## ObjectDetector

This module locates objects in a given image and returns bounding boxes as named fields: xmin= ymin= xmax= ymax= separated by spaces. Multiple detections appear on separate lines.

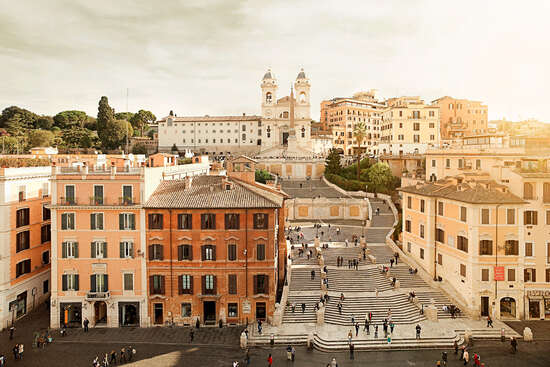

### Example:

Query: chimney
xmin=83 ymin=162 xmax=89 ymax=175
xmin=110 ymin=161 xmax=117 ymax=175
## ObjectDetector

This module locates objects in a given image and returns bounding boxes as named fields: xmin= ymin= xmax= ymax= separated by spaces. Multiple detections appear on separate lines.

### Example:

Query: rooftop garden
xmin=0 ymin=157 xmax=51 ymax=167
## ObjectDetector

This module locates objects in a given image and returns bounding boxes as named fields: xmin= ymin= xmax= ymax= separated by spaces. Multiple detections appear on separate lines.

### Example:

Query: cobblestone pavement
xmin=505 ymin=320 xmax=550 ymax=341
xmin=281 ymin=179 xmax=345 ymax=199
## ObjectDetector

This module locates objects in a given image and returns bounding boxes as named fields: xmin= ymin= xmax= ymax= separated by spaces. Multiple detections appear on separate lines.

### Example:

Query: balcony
xmin=59 ymin=197 xmax=77 ymax=206
xmin=90 ymin=196 xmax=104 ymax=206
xmin=85 ymin=291 xmax=110 ymax=301
xmin=119 ymin=196 xmax=134 ymax=206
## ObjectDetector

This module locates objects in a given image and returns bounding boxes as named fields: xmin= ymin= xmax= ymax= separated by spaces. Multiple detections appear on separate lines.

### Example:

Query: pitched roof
xmin=399 ymin=180 xmax=526 ymax=205
xmin=144 ymin=175 xmax=283 ymax=209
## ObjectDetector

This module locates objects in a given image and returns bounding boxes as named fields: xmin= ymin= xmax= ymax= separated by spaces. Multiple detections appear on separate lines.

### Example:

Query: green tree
xmin=28 ymin=129 xmax=55 ymax=148
xmin=61 ymin=126 xmax=98 ymax=149
xmin=35 ymin=116 xmax=54 ymax=130
xmin=367 ymin=162 xmax=394 ymax=192
xmin=97 ymin=96 xmax=114 ymax=142
xmin=84 ymin=117 xmax=97 ymax=131
xmin=255 ymin=169 xmax=272 ymax=183
xmin=131 ymin=143 xmax=148 ymax=154
xmin=352 ymin=121 xmax=367 ymax=180
xmin=130 ymin=110 xmax=156 ymax=136
xmin=0 ymin=106 xmax=38 ymax=129
xmin=325 ymin=148 xmax=341 ymax=175
xmin=171 ymin=143 xmax=179 ymax=154
xmin=0 ymin=135 xmax=21 ymax=154
xmin=114 ymin=112 xmax=135 ymax=121
xmin=101 ymin=120 xmax=133 ymax=150
xmin=53 ymin=110 xmax=89 ymax=129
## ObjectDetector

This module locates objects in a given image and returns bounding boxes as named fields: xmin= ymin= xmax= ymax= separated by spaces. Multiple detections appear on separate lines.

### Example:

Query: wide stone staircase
xmin=283 ymin=294 xmax=319 ymax=324
xmin=366 ymin=244 xmax=396 ymax=264
xmin=327 ymin=268 xmax=392 ymax=292
xmin=322 ymin=247 xmax=364 ymax=267
xmin=324 ymin=294 xmax=425 ymax=326
xmin=289 ymin=268 xmax=320 ymax=291
xmin=290 ymin=247 xmax=319 ymax=265
xmin=388 ymin=265 xmax=429 ymax=288
xmin=415 ymin=291 xmax=467 ymax=319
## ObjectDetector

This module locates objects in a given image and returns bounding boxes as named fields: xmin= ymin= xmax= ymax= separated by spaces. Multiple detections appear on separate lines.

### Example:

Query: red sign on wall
xmin=494 ymin=266 xmax=505 ymax=281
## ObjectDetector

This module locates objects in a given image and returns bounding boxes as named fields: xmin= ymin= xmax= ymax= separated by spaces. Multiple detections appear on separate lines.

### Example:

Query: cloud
xmin=0 ymin=0 xmax=549 ymax=122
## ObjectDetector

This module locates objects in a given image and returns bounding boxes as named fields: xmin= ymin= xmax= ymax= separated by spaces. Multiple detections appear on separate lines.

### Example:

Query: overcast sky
xmin=1 ymin=0 xmax=549 ymax=122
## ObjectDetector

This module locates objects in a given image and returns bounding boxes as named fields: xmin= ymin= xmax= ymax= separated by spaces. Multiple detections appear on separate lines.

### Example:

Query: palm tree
xmin=352 ymin=121 xmax=367 ymax=180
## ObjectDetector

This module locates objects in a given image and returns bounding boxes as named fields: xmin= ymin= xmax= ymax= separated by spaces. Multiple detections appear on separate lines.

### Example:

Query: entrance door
xmin=119 ymin=304 xmax=138 ymax=326
xmin=256 ymin=302 xmax=266 ymax=321
xmin=153 ymin=303 xmax=163 ymax=325
xmin=500 ymin=297 xmax=516 ymax=318
xmin=203 ymin=301 xmax=216 ymax=325
xmin=282 ymin=132 xmax=289 ymax=146
xmin=480 ymin=296 xmax=489 ymax=317
xmin=529 ymin=300 xmax=541 ymax=319
xmin=94 ymin=301 xmax=107 ymax=324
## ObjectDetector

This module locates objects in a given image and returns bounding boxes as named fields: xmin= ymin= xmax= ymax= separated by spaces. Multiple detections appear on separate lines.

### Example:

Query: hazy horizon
xmin=1 ymin=0 xmax=549 ymax=122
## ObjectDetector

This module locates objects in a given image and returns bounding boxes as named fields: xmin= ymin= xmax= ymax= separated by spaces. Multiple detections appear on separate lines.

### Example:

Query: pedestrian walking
xmin=267 ymin=353 xmax=273 ymax=366
xmin=13 ymin=344 xmax=18 ymax=360
xmin=338 ymin=301 xmax=342 ymax=314
xmin=441 ymin=351 xmax=448 ymax=366
xmin=110 ymin=350 xmax=117 ymax=364
xmin=351 ymin=314 xmax=355 ymax=325
xmin=347 ymin=330 xmax=353 ymax=343
xmin=454 ymin=340 xmax=459 ymax=354
xmin=349 ymin=343 xmax=354 ymax=360
xmin=368 ymin=311 xmax=373 ymax=321
xmin=390 ymin=258 xmax=394 ymax=267
xmin=459 ymin=346 xmax=465 ymax=360
xmin=190 ymin=329 xmax=194 ymax=342
xmin=415 ymin=324 xmax=421 ymax=339
xmin=374 ymin=325 xmax=379 ymax=338
xmin=9 ymin=326 xmax=15 ymax=340
xmin=120 ymin=347 xmax=126 ymax=363
xmin=486 ymin=315 xmax=493 ymax=328
xmin=84 ymin=317 xmax=89 ymax=332
xmin=311 ymin=270 xmax=315 ymax=280
xmin=129 ymin=346 xmax=136 ymax=361
xmin=390 ymin=321 xmax=395 ymax=334
xmin=301 ymin=303 xmax=306 ymax=313
xmin=355 ymin=322 xmax=359 ymax=336
xmin=463 ymin=350 xmax=469 ymax=365
xmin=473 ymin=352 xmax=480 ymax=366
xmin=291 ymin=346 xmax=295 ymax=361
xmin=511 ymin=337 xmax=517 ymax=353
xmin=365 ymin=319 xmax=370 ymax=334
xmin=18 ymin=343 xmax=24 ymax=359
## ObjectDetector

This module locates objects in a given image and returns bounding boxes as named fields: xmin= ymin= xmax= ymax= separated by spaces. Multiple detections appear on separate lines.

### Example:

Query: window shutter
xmin=62 ymin=242 xmax=67 ymax=258
xmin=159 ymin=245 xmax=164 ymax=260
xmin=160 ymin=276 xmax=165 ymax=295
xmin=74 ymin=242 xmax=79 ymax=258
xmin=99 ymin=213 xmax=104 ymax=230
xmin=75 ymin=274 xmax=79 ymax=291
xmin=119 ymin=214 xmax=124 ymax=230
xmin=149 ymin=276 xmax=154 ymax=295
xmin=129 ymin=244 xmax=134 ymax=258
xmin=188 ymin=245 xmax=193 ymax=260
xmin=201 ymin=246 xmax=205 ymax=261
xmin=102 ymin=242 xmax=107 ymax=258
xmin=212 ymin=246 xmax=216 ymax=261
xmin=120 ymin=242 xmax=124 ymax=258
xmin=534 ymin=212 xmax=538 ymax=225
xmin=201 ymin=275 xmax=206 ymax=294
xmin=265 ymin=275 xmax=269 ymax=294
xmin=213 ymin=276 xmax=217 ymax=294
xmin=178 ymin=275 xmax=183 ymax=295
xmin=189 ymin=275 xmax=194 ymax=294
xmin=160 ymin=215 xmax=163 ymax=229
xmin=62 ymin=274 xmax=67 ymax=291
xmin=130 ymin=214 xmax=135 ymax=230
xmin=104 ymin=274 xmax=109 ymax=292
xmin=91 ymin=214 xmax=95 ymax=230
xmin=61 ymin=214 xmax=67 ymax=230
xmin=91 ymin=242 xmax=96 ymax=258
xmin=253 ymin=275 xmax=258 ymax=294
xmin=90 ymin=275 xmax=96 ymax=292
xmin=178 ymin=246 xmax=183 ymax=261
xmin=148 ymin=245 xmax=154 ymax=261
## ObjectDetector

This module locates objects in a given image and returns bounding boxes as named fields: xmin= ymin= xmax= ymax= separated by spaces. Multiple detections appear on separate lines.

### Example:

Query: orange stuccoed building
xmin=144 ymin=156 xmax=287 ymax=326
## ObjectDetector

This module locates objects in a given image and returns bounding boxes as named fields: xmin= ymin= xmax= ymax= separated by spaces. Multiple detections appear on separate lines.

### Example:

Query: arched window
xmin=283 ymin=111 xmax=289 ymax=119
xmin=265 ymin=92 xmax=272 ymax=104
xmin=242 ymin=133 xmax=246 ymax=141
xmin=301 ymin=126 xmax=305 ymax=138
xmin=299 ymin=92 xmax=306 ymax=103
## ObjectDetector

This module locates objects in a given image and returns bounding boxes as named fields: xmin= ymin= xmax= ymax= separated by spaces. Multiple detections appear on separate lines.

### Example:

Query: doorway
xmin=119 ymin=303 xmax=139 ymax=326
xmin=203 ymin=301 xmax=216 ymax=325
xmin=153 ymin=303 xmax=163 ymax=325
xmin=529 ymin=300 xmax=541 ymax=319
xmin=94 ymin=301 xmax=107 ymax=324
xmin=282 ymin=132 xmax=289 ymax=146
xmin=480 ymin=296 xmax=489 ymax=317
xmin=256 ymin=302 xmax=266 ymax=321
xmin=500 ymin=297 xmax=516 ymax=318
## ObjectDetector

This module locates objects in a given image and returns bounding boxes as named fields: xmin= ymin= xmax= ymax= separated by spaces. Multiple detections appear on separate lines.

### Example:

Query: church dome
xmin=296 ymin=68 xmax=307 ymax=80
xmin=263 ymin=69 xmax=274 ymax=80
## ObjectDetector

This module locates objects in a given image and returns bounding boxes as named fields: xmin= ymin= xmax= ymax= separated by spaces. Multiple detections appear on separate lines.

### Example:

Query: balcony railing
xmin=90 ymin=196 xmax=104 ymax=205
xmin=119 ymin=197 xmax=134 ymax=206
xmin=523 ymin=196 xmax=538 ymax=201
xmin=59 ymin=197 xmax=76 ymax=206
xmin=85 ymin=291 xmax=110 ymax=301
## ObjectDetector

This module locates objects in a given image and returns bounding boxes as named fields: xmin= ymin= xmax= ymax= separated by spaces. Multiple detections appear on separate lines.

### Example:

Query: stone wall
xmin=286 ymin=197 xmax=368 ymax=221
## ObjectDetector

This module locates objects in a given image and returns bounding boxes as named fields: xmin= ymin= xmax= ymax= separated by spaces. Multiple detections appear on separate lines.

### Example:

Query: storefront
xmin=526 ymin=290 xmax=550 ymax=320
xmin=59 ymin=302 xmax=82 ymax=327
xmin=118 ymin=302 xmax=140 ymax=326
xmin=500 ymin=297 xmax=516 ymax=319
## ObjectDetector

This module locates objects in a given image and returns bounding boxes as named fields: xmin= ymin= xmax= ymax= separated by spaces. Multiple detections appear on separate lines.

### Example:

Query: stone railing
xmin=272 ymin=239 xmax=293 ymax=326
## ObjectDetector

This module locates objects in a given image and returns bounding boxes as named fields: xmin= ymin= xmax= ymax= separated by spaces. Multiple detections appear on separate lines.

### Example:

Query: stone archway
xmin=500 ymin=297 xmax=516 ymax=318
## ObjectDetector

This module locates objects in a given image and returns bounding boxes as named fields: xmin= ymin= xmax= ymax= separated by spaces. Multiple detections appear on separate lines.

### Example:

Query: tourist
xmin=84 ymin=317 xmax=89 ymax=332
xmin=347 ymin=330 xmax=353 ymax=343
xmin=374 ymin=325 xmax=379 ymax=338
xmin=267 ymin=353 xmax=273 ymax=366
xmin=330 ymin=357 xmax=337 ymax=367
xmin=486 ymin=315 xmax=493 ymax=328
xmin=394 ymin=252 xmax=399 ymax=264
xmin=415 ymin=324 xmax=421 ymax=339
xmin=190 ymin=328 xmax=195 ymax=342
xmin=510 ymin=337 xmax=517 ymax=353
xmin=368 ymin=312 xmax=373 ymax=321
xmin=390 ymin=321 xmax=395 ymax=334
xmin=110 ymin=350 xmax=117 ymax=364
xmin=291 ymin=346 xmax=296 ymax=361
xmin=291 ymin=303 xmax=296 ymax=313
xmin=454 ymin=340 xmax=458 ymax=354
xmin=345 ymin=239 xmax=349 ymax=247
xmin=441 ymin=351 xmax=448 ymax=366
xmin=375 ymin=288 xmax=379 ymax=298
xmin=340 ymin=293 xmax=345 ymax=302
xmin=338 ymin=302 xmax=343 ymax=314
xmin=459 ymin=346 xmax=465 ymax=360
xmin=364 ymin=318 xmax=370 ymax=334
xmin=13 ymin=344 xmax=18 ymax=360
xmin=349 ymin=343 xmax=354 ymax=360
xmin=18 ymin=343 xmax=23 ymax=359
xmin=473 ymin=352 xmax=480 ymax=366
xmin=351 ymin=314 xmax=355 ymax=325
xmin=311 ymin=270 xmax=315 ymax=280
xmin=286 ymin=345 xmax=292 ymax=360
xmin=376 ymin=208 xmax=380 ymax=215
xmin=120 ymin=347 xmax=126 ymax=363
xmin=463 ymin=349 xmax=469 ymax=365
xmin=9 ymin=326 xmax=15 ymax=340
xmin=390 ymin=258 xmax=394 ymax=267
xmin=383 ymin=319 xmax=388 ymax=337
xmin=258 ymin=319 xmax=263 ymax=334
xmin=355 ymin=322 xmax=360 ymax=336
xmin=301 ymin=303 xmax=306 ymax=313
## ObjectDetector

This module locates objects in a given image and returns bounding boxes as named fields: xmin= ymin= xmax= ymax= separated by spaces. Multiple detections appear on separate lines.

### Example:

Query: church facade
xmin=156 ymin=69 xmax=316 ymax=156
